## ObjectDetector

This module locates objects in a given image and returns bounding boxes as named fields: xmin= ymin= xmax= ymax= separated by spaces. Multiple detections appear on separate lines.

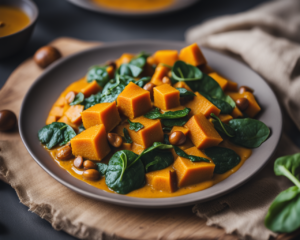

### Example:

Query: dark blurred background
xmin=0 ymin=0 xmax=271 ymax=239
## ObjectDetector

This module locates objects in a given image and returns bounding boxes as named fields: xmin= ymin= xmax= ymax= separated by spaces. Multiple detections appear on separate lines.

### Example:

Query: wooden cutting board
xmin=0 ymin=37 xmax=298 ymax=240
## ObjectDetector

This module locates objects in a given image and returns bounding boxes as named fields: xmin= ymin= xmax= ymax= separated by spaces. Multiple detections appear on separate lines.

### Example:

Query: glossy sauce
xmin=46 ymin=140 xmax=251 ymax=198
xmin=0 ymin=6 xmax=30 ymax=37
xmin=92 ymin=0 xmax=174 ymax=12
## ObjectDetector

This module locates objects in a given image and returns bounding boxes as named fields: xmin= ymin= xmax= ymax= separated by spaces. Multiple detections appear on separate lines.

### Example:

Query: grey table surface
xmin=3 ymin=0 xmax=297 ymax=240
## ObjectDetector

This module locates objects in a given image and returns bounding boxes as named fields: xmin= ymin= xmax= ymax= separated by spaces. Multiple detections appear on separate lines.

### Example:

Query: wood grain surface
xmin=0 ymin=37 xmax=297 ymax=240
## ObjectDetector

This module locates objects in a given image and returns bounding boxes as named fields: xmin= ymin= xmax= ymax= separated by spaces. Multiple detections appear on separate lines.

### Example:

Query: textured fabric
xmin=186 ymin=0 xmax=300 ymax=239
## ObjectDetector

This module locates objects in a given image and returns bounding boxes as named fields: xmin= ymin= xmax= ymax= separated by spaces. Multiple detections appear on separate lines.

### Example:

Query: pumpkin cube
xmin=131 ymin=143 xmax=145 ymax=155
xmin=154 ymin=84 xmax=180 ymax=110
xmin=63 ymin=77 xmax=89 ymax=95
xmin=71 ymin=124 xmax=110 ymax=161
xmin=49 ymin=106 xmax=64 ymax=120
xmin=57 ymin=116 xmax=78 ymax=131
xmin=179 ymin=43 xmax=207 ymax=66
xmin=65 ymin=105 xmax=84 ymax=125
xmin=127 ymin=116 xmax=164 ymax=148
xmin=171 ymin=126 xmax=190 ymax=136
xmin=173 ymin=147 xmax=215 ymax=187
xmin=226 ymin=80 xmax=238 ymax=92
xmin=46 ymin=115 xmax=56 ymax=125
xmin=173 ymin=81 xmax=193 ymax=92
xmin=185 ymin=113 xmax=223 ymax=149
xmin=117 ymin=82 xmax=152 ymax=119
xmin=115 ymin=53 xmax=134 ymax=68
xmin=80 ymin=80 xmax=102 ymax=97
xmin=209 ymin=72 xmax=228 ymax=91
xmin=81 ymin=102 xmax=121 ymax=132
xmin=120 ymin=142 xmax=132 ymax=151
xmin=184 ymin=92 xmax=220 ymax=117
xmin=198 ymin=64 xmax=214 ymax=74
xmin=227 ymin=92 xmax=261 ymax=118
xmin=146 ymin=168 xmax=177 ymax=193
xmin=153 ymin=50 xmax=178 ymax=66
xmin=106 ymin=65 xmax=115 ymax=79
xmin=210 ymin=114 xmax=233 ymax=124
xmin=54 ymin=96 xmax=66 ymax=107
xmin=231 ymin=106 xmax=243 ymax=118
xmin=150 ymin=64 xmax=170 ymax=86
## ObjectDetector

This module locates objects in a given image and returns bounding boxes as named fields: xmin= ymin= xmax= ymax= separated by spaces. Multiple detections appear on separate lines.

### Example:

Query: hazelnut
xmin=73 ymin=156 xmax=83 ymax=168
xmin=239 ymin=86 xmax=254 ymax=94
xmin=162 ymin=76 xmax=171 ymax=85
xmin=83 ymin=160 xmax=97 ymax=170
xmin=143 ymin=82 xmax=155 ymax=98
xmin=169 ymin=131 xmax=186 ymax=146
xmin=0 ymin=110 xmax=17 ymax=131
xmin=83 ymin=169 xmax=100 ymax=181
xmin=236 ymin=98 xmax=249 ymax=111
xmin=56 ymin=144 xmax=73 ymax=160
xmin=34 ymin=46 xmax=62 ymax=69
xmin=107 ymin=133 xmax=123 ymax=148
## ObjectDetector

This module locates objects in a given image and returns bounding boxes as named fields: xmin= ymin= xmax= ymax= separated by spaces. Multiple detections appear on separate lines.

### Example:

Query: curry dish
xmin=38 ymin=43 xmax=269 ymax=197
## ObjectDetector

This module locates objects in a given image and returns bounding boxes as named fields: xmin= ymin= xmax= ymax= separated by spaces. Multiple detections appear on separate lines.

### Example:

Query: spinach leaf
xmin=144 ymin=107 xmax=190 ymax=120
xmin=135 ymin=76 xmax=151 ymax=88
xmin=228 ymin=118 xmax=270 ymax=148
xmin=82 ymin=92 xmax=102 ymax=109
xmin=164 ymin=134 xmax=170 ymax=144
xmin=86 ymin=66 xmax=110 ymax=87
xmin=38 ymin=122 xmax=76 ymax=149
xmin=78 ymin=124 xmax=85 ymax=133
xmin=205 ymin=147 xmax=241 ymax=174
xmin=105 ymin=150 xmax=145 ymax=194
xmin=127 ymin=119 xmax=144 ymax=132
xmin=265 ymin=153 xmax=300 ymax=233
xmin=129 ymin=52 xmax=150 ymax=68
xmin=70 ymin=92 xmax=84 ymax=106
xmin=200 ymin=91 xmax=233 ymax=114
xmin=176 ymin=88 xmax=196 ymax=98
xmin=96 ymin=163 xmax=108 ymax=176
xmin=171 ymin=61 xmax=203 ymax=81
xmin=118 ymin=63 xmax=143 ymax=78
xmin=210 ymin=113 xmax=235 ymax=137
xmin=163 ymin=127 xmax=172 ymax=132
xmin=123 ymin=128 xmax=132 ymax=144
xmin=142 ymin=149 xmax=174 ymax=173
xmin=173 ymin=145 xmax=210 ymax=163
xmin=161 ymin=116 xmax=190 ymax=128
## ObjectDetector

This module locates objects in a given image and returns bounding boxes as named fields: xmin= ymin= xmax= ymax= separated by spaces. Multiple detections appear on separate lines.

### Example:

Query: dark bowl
xmin=0 ymin=0 xmax=38 ymax=59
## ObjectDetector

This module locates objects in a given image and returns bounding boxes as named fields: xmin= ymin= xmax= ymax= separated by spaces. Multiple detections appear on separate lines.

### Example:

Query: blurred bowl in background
xmin=0 ymin=0 xmax=38 ymax=60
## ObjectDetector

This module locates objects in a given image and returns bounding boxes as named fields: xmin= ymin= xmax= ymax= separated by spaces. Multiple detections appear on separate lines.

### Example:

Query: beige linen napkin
xmin=186 ymin=0 xmax=300 ymax=239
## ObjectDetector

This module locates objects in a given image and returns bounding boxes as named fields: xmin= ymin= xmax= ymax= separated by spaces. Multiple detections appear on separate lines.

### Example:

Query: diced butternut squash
xmin=231 ymin=106 xmax=243 ymax=118
xmin=131 ymin=143 xmax=145 ymax=155
xmin=198 ymin=64 xmax=214 ymax=74
xmin=153 ymin=50 xmax=178 ymax=66
xmin=49 ymin=106 xmax=64 ymax=120
xmin=62 ymin=77 xmax=89 ymax=96
xmin=80 ymin=81 xmax=102 ymax=97
xmin=179 ymin=43 xmax=207 ymax=66
xmin=46 ymin=115 xmax=56 ymax=125
xmin=226 ymin=80 xmax=238 ymax=92
xmin=171 ymin=126 xmax=190 ymax=136
xmin=219 ymin=114 xmax=233 ymax=123
xmin=115 ymin=53 xmax=134 ymax=68
xmin=209 ymin=72 xmax=228 ymax=91
xmin=127 ymin=116 xmax=164 ymax=148
xmin=146 ymin=167 xmax=177 ymax=193
xmin=184 ymin=92 xmax=220 ymax=117
xmin=63 ymin=104 xmax=70 ymax=114
xmin=120 ymin=142 xmax=132 ymax=151
xmin=81 ymin=102 xmax=121 ymax=132
xmin=57 ymin=116 xmax=78 ymax=131
xmin=153 ymin=84 xmax=180 ymax=110
xmin=173 ymin=147 xmax=215 ymax=187
xmin=71 ymin=124 xmax=110 ymax=161
xmin=173 ymin=81 xmax=193 ymax=92
xmin=227 ymin=92 xmax=261 ymax=118
xmin=106 ymin=65 xmax=115 ymax=79
xmin=54 ymin=96 xmax=66 ymax=107
xmin=117 ymin=82 xmax=152 ymax=119
xmin=150 ymin=64 xmax=170 ymax=86
xmin=147 ymin=56 xmax=157 ymax=66
xmin=185 ymin=113 xmax=223 ymax=149
xmin=65 ymin=105 xmax=84 ymax=125
xmin=160 ymin=105 xmax=185 ymax=113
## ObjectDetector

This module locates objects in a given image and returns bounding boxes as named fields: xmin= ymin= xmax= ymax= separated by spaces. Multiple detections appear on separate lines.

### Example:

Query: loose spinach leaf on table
xmin=161 ymin=116 xmax=190 ymax=128
xmin=142 ymin=149 xmax=174 ymax=173
xmin=265 ymin=153 xmax=300 ymax=233
xmin=171 ymin=61 xmax=235 ymax=113
xmin=127 ymin=119 xmax=144 ymax=132
xmin=228 ymin=118 xmax=270 ymax=148
xmin=38 ymin=122 xmax=76 ymax=149
xmin=173 ymin=145 xmax=210 ymax=163
xmin=123 ymin=128 xmax=132 ymax=144
xmin=176 ymin=88 xmax=196 ymax=98
xmin=105 ymin=150 xmax=145 ymax=194
xmin=144 ymin=107 xmax=190 ymax=120
xmin=86 ymin=66 xmax=110 ymax=87
xmin=70 ymin=92 xmax=85 ymax=106
xmin=96 ymin=163 xmax=108 ymax=176
xmin=210 ymin=113 xmax=235 ymax=138
xmin=204 ymin=147 xmax=241 ymax=174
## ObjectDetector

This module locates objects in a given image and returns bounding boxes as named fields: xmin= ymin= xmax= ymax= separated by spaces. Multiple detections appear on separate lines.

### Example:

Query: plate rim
xmin=19 ymin=40 xmax=282 ymax=208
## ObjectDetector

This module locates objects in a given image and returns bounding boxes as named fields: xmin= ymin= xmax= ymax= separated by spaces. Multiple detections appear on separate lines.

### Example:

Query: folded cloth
xmin=186 ymin=0 xmax=300 ymax=239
